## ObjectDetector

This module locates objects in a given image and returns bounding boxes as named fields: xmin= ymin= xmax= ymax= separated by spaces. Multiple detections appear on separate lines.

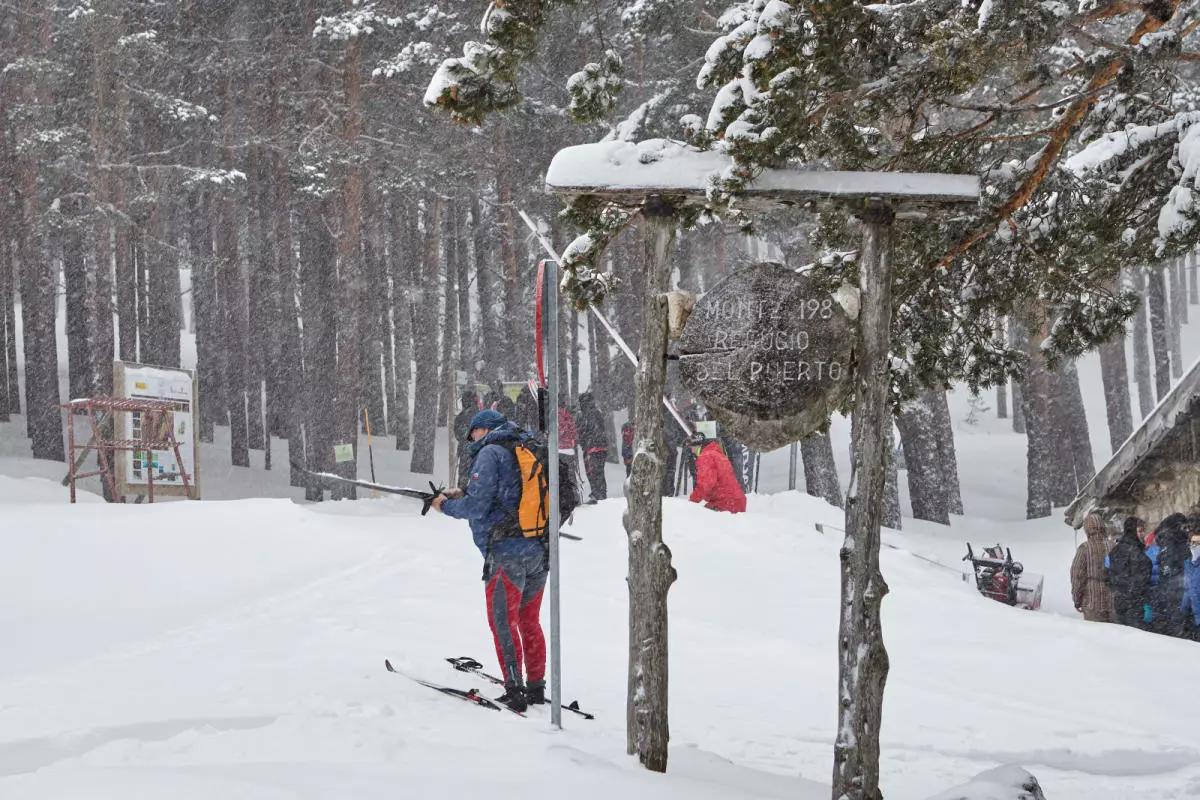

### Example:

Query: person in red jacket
xmin=687 ymin=432 xmax=747 ymax=513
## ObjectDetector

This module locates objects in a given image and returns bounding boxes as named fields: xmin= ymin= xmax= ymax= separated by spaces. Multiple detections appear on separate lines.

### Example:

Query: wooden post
xmin=624 ymin=196 xmax=678 ymax=773
xmin=833 ymin=198 xmax=894 ymax=800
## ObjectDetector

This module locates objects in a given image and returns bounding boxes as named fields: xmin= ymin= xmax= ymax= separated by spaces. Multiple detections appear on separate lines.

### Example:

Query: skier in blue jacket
xmin=1182 ymin=530 xmax=1200 ymax=640
xmin=432 ymin=410 xmax=546 ymax=712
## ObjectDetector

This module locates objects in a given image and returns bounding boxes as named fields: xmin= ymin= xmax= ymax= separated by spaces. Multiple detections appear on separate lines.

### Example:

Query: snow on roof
xmin=545 ymin=139 xmax=980 ymax=208
xmin=1065 ymin=352 xmax=1200 ymax=528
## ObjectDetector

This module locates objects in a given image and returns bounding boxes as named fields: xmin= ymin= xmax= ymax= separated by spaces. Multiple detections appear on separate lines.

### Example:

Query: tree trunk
xmin=332 ymin=17 xmax=364 ymax=497
xmin=438 ymin=204 xmax=460 ymax=427
xmin=930 ymin=390 xmax=963 ymax=515
xmin=0 ymin=240 xmax=12 ymax=420
xmin=1008 ymin=322 xmax=1026 ymax=435
xmin=995 ymin=319 xmax=1008 ymax=419
xmin=1189 ymin=251 xmax=1198 ymax=306
xmin=245 ymin=164 xmax=270 ymax=455
xmin=300 ymin=199 xmax=338 ymax=500
xmin=801 ymin=429 xmax=842 ymax=508
xmin=624 ymin=201 xmax=678 ymax=774
xmin=471 ymin=193 xmax=499 ymax=387
xmin=388 ymin=197 xmax=412 ymax=450
xmin=1170 ymin=257 xmax=1185 ymax=378
xmin=833 ymin=202 xmax=892 ymax=800
xmin=3 ymin=243 xmax=19 ymax=415
xmin=496 ymin=128 xmax=523 ymax=380
xmin=1147 ymin=264 xmax=1171 ymax=402
xmin=896 ymin=390 xmax=949 ymax=524
xmin=455 ymin=200 xmax=473 ymax=390
xmin=1053 ymin=359 xmax=1095 ymax=503
xmin=63 ymin=223 xmax=92 ymax=402
xmin=1098 ymin=307 xmax=1133 ymax=453
xmin=360 ymin=199 xmax=387 ymax=440
xmin=190 ymin=193 xmax=219 ymax=442
xmin=1130 ymin=269 xmax=1154 ymax=418
xmin=144 ymin=180 xmax=181 ymax=369
xmin=409 ymin=196 xmax=441 ymax=475
xmin=1023 ymin=317 xmax=1053 ymax=518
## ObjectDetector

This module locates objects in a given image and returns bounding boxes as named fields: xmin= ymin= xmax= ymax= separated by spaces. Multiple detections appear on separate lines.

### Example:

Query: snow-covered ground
xmin=1 ymin=481 xmax=1198 ymax=800
xmin=2 ymin=298 xmax=1200 ymax=797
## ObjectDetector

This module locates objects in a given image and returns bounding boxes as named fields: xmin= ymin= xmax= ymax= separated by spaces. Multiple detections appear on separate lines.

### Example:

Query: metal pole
xmin=788 ymin=442 xmax=798 ymax=491
xmin=545 ymin=253 xmax=563 ymax=730
xmin=517 ymin=210 xmax=692 ymax=438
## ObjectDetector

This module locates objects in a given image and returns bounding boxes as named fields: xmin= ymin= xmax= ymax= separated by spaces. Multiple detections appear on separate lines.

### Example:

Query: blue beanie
xmin=466 ymin=409 xmax=506 ymax=438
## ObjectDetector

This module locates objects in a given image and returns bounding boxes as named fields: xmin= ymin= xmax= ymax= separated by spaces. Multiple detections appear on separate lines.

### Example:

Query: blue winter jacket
xmin=1183 ymin=557 xmax=1200 ymax=628
xmin=440 ymin=423 xmax=546 ymax=560
xmin=1147 ymin=544 xmax=1161 ymax=585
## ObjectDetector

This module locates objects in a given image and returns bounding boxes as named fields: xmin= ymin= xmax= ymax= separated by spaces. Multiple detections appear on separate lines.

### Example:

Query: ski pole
xmin=518 ymin=210 xmax=692 ymax=438
xmin=364 ymin=407 xmax=377 ymax=498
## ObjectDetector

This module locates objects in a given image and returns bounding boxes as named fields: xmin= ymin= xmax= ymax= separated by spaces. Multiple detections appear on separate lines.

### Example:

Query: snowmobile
xmin=963 ymin=543 xmax=1043 ymax=611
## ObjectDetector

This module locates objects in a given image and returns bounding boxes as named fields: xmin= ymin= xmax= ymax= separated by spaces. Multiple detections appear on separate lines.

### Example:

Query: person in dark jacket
xmin=1182 ymin=529 xmax=1200 ymax=640
xmin=514 ymin=385 xmax=540 ymax=432
xmin=576 ymin=391 xmax=608 ymax=501
xmin=451 ymin=391 xmax=480 ymax=488
xmin=1106 ymin=516 xmax=1152 ymax=628
xmin=433 ymin=410 xmax=546 ymax=712
xmin=687 ymin=432 xmax=747 ymax=513
xmin=1151 ymin=513 xmax=1191 ymax=638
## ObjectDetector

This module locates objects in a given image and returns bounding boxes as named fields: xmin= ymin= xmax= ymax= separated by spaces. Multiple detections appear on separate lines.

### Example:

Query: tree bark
xmin=0 ymin=240 xmax=12 ymax=420
xmin=332 ymin=17 xmax=364 ymax=498
xmin=300 ymin=198 xmax=338 ymax=500
xmin=63 ymin=222 xmax=92 ymax=402
xmin=1189 ymin=251 xmax=1199 ymax=306
xmin=801 ymin=429 xmax=842 ymax=508
xmin=15 ymin=0 xmax=62 ymax=459
xmin=930 ymin=390 xmax=963 ymax=515
xmin=1051 ymin=359 xmax=1095 ymax=505
xmin=438 ymin=204 xmax=460 ymax=428
xmin=1098 ymin=309 xmax=1133 ymax=453
xmin=1129 ymin=269 xmax=1154 ymax=418
xmin=471 ymin=193 xmax=499 ymax=387
xmin=1147 ymin=264 xmax=1171 ymax=403
xmin=360 ymin=197 xmax=387 ymax=440
xmin=1008 ymin=319 xmax=1026 ymax=434
xmin=409 ymin=196 xmax=442 ymax=475
xmin=496 ymin=128 xmax=523 ymax=380
xmin=995 ymin=319 xmax=1008 ymax=419
xmin=624 ymin=200 xmax=678 ymax=774
xmin=389 ymin=197 xmax=412 ymax=450
xmin=833 ymin=201 xmax=892 ymax=800
xmin=1170 ymin=257 xmax=1185 ymax=378
xmin=455 ymin=200 xmax=473 ymax=390
xmin=896 ymin=390 xmax=949 ymax=524
xmin=1023 ymin=317 xmax=1053 ymax=519
xmin=190 ymin=192 xmax=219 ymax=442
xmin=882 ymin=427 xmax=902 ymax=530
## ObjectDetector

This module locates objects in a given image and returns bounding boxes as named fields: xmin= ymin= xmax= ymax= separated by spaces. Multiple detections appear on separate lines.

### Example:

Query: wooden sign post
xmin=545 ymin=140 xmax=978 ymax=789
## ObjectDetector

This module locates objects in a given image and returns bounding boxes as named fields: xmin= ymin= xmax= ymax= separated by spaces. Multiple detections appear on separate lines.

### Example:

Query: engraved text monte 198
xmin=678 ymin=262 xmax=854 ymax=451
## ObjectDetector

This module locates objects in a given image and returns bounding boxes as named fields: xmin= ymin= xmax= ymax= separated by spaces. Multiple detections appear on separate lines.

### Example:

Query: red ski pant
xmin=484 ymin=552 xmax=547 ymax=686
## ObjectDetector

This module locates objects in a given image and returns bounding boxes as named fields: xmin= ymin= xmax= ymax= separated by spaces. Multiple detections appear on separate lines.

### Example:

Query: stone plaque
xmin=678 ymin=262 xmax=854 ymax=451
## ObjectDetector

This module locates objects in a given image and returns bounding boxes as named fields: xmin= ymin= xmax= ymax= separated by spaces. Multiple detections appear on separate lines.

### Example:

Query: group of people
xmin=1071 ymin=511 xmax=1200 ymax=641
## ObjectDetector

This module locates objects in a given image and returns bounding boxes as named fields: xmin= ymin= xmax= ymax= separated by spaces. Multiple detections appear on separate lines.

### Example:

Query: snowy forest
xmin=2 ymin=0 xmax=1200 ymax=522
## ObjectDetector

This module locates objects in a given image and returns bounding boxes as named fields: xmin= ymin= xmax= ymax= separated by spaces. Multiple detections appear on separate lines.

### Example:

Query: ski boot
xmin=525 ymin=680 xmax=546 ymax=706
xmin=495 ymin=683 xmax=528 ymax=713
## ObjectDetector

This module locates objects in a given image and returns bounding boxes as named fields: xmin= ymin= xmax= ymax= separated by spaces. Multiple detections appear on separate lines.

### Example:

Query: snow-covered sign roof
xmin=545 ymin=139 xmax=980 ymax=208
xmin=1065 ymin=354 xmax=1200 ymax=528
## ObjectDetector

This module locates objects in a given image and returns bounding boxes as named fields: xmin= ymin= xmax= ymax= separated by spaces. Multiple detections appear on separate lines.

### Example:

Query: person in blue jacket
xmin=1182 ymin=529 xmax=1200 ymax=641
xmin=432 ymin=410 xmax=546 ymax=712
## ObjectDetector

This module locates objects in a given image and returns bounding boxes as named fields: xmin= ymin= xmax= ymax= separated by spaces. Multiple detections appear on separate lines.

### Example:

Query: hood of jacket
xmin=467 ymin=421 xmax=524 ymax=458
